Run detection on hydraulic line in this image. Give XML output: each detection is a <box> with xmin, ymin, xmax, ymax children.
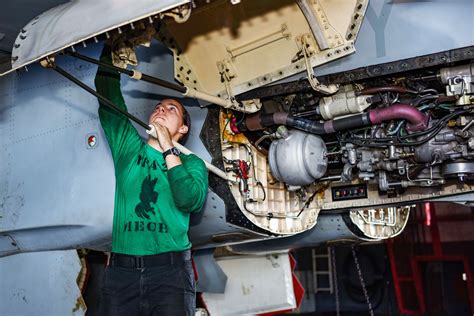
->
<box><xmin>347</xmin><ymin>109</ymin><xmax>469</xmax><ymax>147</ymax></box>
<box><xmin>236</xmin><ymin>103</ymin><xmax>429</xmax><ymax>135</ymax></box>
<box><xmin>236</xmin><ymin>111</ymin><xmax>370</xmax><ymax>134</ymax></box>
<box><xmin>368</xmin><ymin>104</ymin><xmax>429</xmax><ymax>131</ymax></box>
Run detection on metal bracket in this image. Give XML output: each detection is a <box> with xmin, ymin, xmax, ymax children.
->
<box><xmin>296</xmin><ymin>0</ymin><xmax>329</xmax><ymax>50</ymax></box>
<box><xmin>159</xmin><ymin>3</ymin><xmax>192</xmax><ymax>23</ymax></box>
<box><xmin>39</xmin><ymin>56</ymin><xmax>55</xmax><ymax>68</ymax></box>
<box><xmin>217</xmin><ymin>59</ymin><xmax>237</xmax><ymax>83</ymax></box>
<box><xmin>266</xmin><ymin>254</ymin><xmax>281</xmax><ymax>268</ymax></box>
<box><xmin>214</xmin><ymin>59</ymin><xmax>262</xmax><ymax>113</ymax></box>
<box><xmin>297</xmin><ymin>34</ymin><xmax>339</xmax><ymax>95</ymax></box>
<box><xmin>345</xmin><ymin>0</ymin><xmax>370</xmax><ymax>41</ymax></box>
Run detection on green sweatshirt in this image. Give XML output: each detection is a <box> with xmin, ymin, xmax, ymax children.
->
<box><xmin>94</xmin><ymin>46</ymin><xmax>208</xmax><ymax>256</ymax></box>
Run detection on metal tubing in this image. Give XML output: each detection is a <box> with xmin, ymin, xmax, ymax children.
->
<box><xmin>65</xmin><ymin>51</ymin><xmax>187</xmax><ymax>93</ymax></box>
<box><xmin>183</xmin><ymin>87</ymin><xmax>232</xmax><ymax>108</ymax></box>
<box><xmin>52</xmin><ymin>64</ymin><xmax>151</xmax><ymax>130</ymax></box>
<box><xmin>368</xmin><ymin>103</ymin><xmax>429</xmax><ymax>132</ymax></box>
<box><xmin>239</xmin><ymin>104</ymin><xmax>428</xmax><ymax>135</ymax></box>
<box><xmin>52</xmin><ymin>63</ymin><xmax>229</xmax><ymax>181</ymax></box>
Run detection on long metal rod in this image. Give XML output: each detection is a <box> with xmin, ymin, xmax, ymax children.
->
<box><xmin>52</xmin><ymin>63</ymin><xmax>151</xmax><ymax>130</ymax></box>
<box><xmin>65</xmin><ymin>51</ymin><xmax>187</xmax><ymax>93</ymax></box>
<box><xmin>51</xmin><ymin>63</ymin><xmax>230</xmax><ymax>181</ymax></box>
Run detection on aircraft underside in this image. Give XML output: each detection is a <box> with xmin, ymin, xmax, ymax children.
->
<box><xmin>0</xmin><ymin>0</ymin><xmax>472</xmax><ymax>254</ymax></box>
<box><xmin>0</xmin><ymin>0</ymin><xmax>473</xmax><ymax>314</ymax></box>
<box><xmin>209</xmin><ymin>57</ymin><xmax>474</xmax><ymax>240</ymax></box>
<box><xmin>155</xmin><ymin>0</ymin><xmax>474</xmax><ymax>240</ymax></box>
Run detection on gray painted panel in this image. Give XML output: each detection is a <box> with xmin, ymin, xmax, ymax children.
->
<box><xmin>0</xmin><ymin>40</ymin><xmax>236</xmax><ymax>255</ymax></box>
<box><xmin>0</xmin><ymin>250</ymin><xmax>84</xmax><ymax>315</ymax></box>
<box><xmin>278</xmin><ymin>0</ymin><xmax>474</xmax><ymax>83</ymax></box>
<box><xmin>6</xmin><ymin>0</ymin><xmax>189</xmax><ymax>75</ymax></box>
<box><xmin>229</xmin><ymin>214</ymin><xmax>358</xmax><ymax>253</ymax></box>
<box><xmin>194</xmin><ymin>248</ymin><xmax>228</xmax><ymax>293</ymax></box>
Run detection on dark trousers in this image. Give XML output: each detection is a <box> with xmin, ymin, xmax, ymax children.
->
<box><xmin>100</xmin><ymin>250</ymin><xmax>195</xmax><ymax>316</ymax></box>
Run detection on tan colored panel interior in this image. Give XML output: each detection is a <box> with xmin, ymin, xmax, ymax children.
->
<box><xmin>160</xmin><ymin>0</ymin><xmax>365</xmax><ymax>98</ymax></box>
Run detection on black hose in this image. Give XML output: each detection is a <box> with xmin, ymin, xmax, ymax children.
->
<box><xmin>237</xmin><ymin>111</ymin><xmax>371</xmax><ymax>135</ymax></box>
<box><xmin>332</xmin><ymin>113</ymin><xmax>370</xmax><ymax>132</ymax></box>
<box><xmin>286</xmin><ymin>116</ymin><xmax>325</xmax><ymax>134</ymax></box>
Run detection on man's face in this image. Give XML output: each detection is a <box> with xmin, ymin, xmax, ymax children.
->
<box><xmin>148</xmin><ymin>99</ymin><xmax>188</xmax><ymax>139</ymax></box>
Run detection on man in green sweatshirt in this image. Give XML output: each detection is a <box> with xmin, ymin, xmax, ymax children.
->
<box><xmin>95</xmin><ymin>44</ymin><xmax>208</xmax><ymax>315</ymax></box>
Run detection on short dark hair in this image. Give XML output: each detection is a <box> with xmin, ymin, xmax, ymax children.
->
<box><xmin>179</xmin><ymin>105</ymin><xmax>191</xmax><ymax>145</ymax></box>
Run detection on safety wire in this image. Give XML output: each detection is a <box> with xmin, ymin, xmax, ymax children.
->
<box><xmin>239</xmin><ymin>143</ymin><xmax>267</xmax><ymax>204</ymax></box>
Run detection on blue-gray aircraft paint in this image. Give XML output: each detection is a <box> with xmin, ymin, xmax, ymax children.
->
<box><xmin>0</xmin><ymin>41</ymin><xmax>245</xmax><ymax>256</ymax></box>
<box><xmin>280</xmin><ymin>0</ymin><xmax>474</xmax><ymax>82</ymax></box>
<box><xmin>365</xmin><ymin>0</ymin><xmax>393</xmax><ymax>58</ymax></box>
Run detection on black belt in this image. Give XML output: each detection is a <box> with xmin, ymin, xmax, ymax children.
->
<box><xmin>110</xmin><ymin>250</ymin><xmax>191</xmax><ymax>269</ymax></box>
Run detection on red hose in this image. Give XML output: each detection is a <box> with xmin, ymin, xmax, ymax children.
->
<box><xmin>369</xmin><ymin>104</ymin><xmax>429</xmax><ymax>132</ymax></box>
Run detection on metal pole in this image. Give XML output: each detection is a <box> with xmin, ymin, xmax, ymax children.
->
<box><xmin>52</xmin><ymin>63</ymin><xmax>151</xmax><ymax>130</ymax></box>
<box><xmin>65</xmin><ymin>51</ymin><xmax>235</xmax><ymax>109</ymax></box>
<box><xmin>50</xmin><ymin>62</ymin><xmax>230</xmax><ymax>181</ymax></box>
<box><xmin>65</xmin><ymin>51</ymin><xmax>187</xmax><ymax>93</ymax></box>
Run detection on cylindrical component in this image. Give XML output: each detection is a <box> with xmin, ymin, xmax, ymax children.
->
<box><xmin>439</xmin><ymin>63</ymin><xmax>474</xmax><ymax>84</ymax></box>
<box><xmin>347</xmin><ymin>144</ymin><xmax>357</xmax><ymax>165</ymax></box>
<box><xmin>329</xmin><ymin>113</ymin><xmax>370</xmax><ymax>133</ymax></box>
<box><xmin>238</xmin><ymin>111</ymin><xmax>370</xmax><ymax>135</ymax></box>
<box><xmin>286</xmin><ymin>116</ymin><xmax>326</xmax><ymax>134</ymax></box>
<box><xmin>319</xmin><ymin>85</ymin><xmax>372</xmax><ymax>120</ymax></box>
<box><xmin>238</xmin><ymin>104</ymin><xmax>427</xmax><ymax>134</ymax></box>
<box><xmin>184</xmin><ymin>87</ymin><xmax>232</xmax><ymax>108</ymax></box>
<box><xmin>368</xmin><ymin>104</ymin><xmax>429</xmax><ymax>132</ymax></box>
<box><xmin>388</xmin><ymin>145</ymin><xmax>397</xmax><ymax>160</ymax></box>
<box><xmin>434</xmin><ymin>131</ymin><xmax>457</xmax><ymax>142</ymax></box>
<box><xmin>442</xmin><ymin>162</ymin><xmax>474</xmax><ymax>178</ymax></box>
<box><xmin>318</xmin><ymin>90</ymin><xmax>372</xmax><ymax>119</ymax></box>
<box><xmin>238</xmin><ymin>112</ymin><xmax>289</xmax><ymax>131</ymax></box>
<box><xmin>268</xmin><ymin>130</ymin><xmax>328</xmax><ymax>186</ymax></box>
